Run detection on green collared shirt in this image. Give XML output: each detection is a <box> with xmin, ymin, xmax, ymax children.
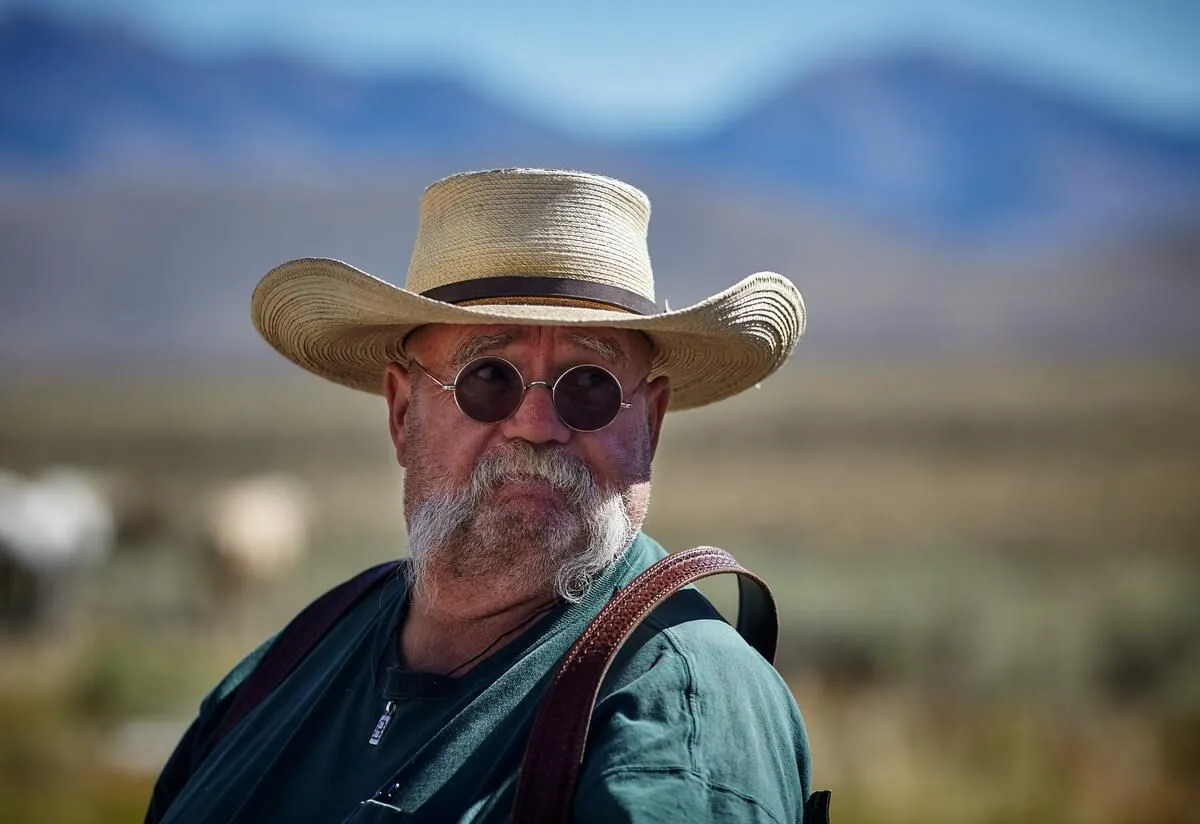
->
<box><xmin>148</xmin><ymin>533</ymin><xmax>812</xmax><ymax>823</ymax></box>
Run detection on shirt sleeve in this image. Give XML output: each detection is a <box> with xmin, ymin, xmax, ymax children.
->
<box><xmin>577</xmin><ymin>766</ymin><xmax>794</xmax><ymax>823</ymax></box>
<box><xmin>571</xmin><ymin>589</ymin><xmax>811</xmax><ymax>824</ymax></box>
<box><xmin>143</xmin><ymin>633</ymin><xmax>277</xmax><ymax>824</ymax></box>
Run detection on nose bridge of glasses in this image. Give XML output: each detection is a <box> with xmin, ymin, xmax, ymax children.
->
<box><xmin>515</xmin><ymin>378</ymin><xmax>558</xmax><ymax>420</ymax></box>
<box><xmin>501</xmin><ymin>374</ymin><xmax>569</xmax><ymax>441</ymax></box>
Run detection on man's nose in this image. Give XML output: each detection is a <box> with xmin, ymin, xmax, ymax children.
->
<box><xmin>499</xmin><ymin>382</ymin><xmax>570</xmax><ymax>444</ymax></box>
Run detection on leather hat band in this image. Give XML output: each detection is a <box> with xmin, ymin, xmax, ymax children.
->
<box><xmin>421</xmin><ymin>276</ymin><xmax>657</xmax><ymax>316</ymax></box>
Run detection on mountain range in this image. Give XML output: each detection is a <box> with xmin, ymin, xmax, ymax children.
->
<box><xmin>0</xmin><ymin>8</ymin><xmax>1197</xmax><ymax>369</ymax></box>
<box><xmin>3</xmin><ymin>9</ymin><xmax>1200</xmax><ymax>246</ymax></box>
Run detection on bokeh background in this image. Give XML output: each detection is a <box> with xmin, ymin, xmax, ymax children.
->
<box><xmin>1</xmin><ymin>1</ymin><xmax>1198</xmax><ymax>822</ymax></box>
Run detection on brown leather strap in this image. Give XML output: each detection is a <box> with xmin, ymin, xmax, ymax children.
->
<box><xmin>512</xmin><ymin>546</ymin><xmax>778</xmax><ymax>823</ymax></box>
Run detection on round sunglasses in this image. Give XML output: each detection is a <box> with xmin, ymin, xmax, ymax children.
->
<box><xmin>411</xmin><ymin>356</ymin><xmax>637</xmax><ymax>432</ymax></box>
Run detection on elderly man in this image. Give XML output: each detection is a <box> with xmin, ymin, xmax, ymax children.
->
<box><xmin>146</xmin><ymin>169</ymin><xmax>820</xmax><ymax>822</ymax></box>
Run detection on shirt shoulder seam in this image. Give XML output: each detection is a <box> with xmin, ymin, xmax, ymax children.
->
<box><xmin>639</xmin><ymin>609</ymin><xmax>704</xmax><ymax>763</ymax></box>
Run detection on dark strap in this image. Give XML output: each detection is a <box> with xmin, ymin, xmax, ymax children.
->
<box><xmin>512</xmin><ymin>546</ymin><xmax>779</xmax><ymax>823</ymax></box>
<box><xmin>205</xmin><ymin>559</ymin><xmax>403</xmax><ymax>755</ymax></box>
<box><xmin>805</xmin><ymin>790</ymin><xmax>833</xmax><ymax>823</ymax></box>
<box><xmin>421</xmin><ymin>275</ymin><xmax>657</xmax><ymax>315</ymax></box>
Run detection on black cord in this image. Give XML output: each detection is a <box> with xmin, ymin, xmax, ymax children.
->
<box><xmin>442</xmin><ymin>600</ymin><xmax>560</xmax><ymax>678</ymax></box>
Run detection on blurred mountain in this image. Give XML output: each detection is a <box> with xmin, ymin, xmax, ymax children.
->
<box><xmin>0</xmin><ymin>9</ymin><xmax>1197</xmax><ymax>369</ymax></box>
<box><xmin>3</xmin><ymin>9</ymin><xmax>1199</xmax><ymax>247</ymax></box>
<box><xmin>0</xmin><ymin>9</ymin><xmax>576</xmax><ymax>173</ymax></box>
<box><xmin>648</xmin><ymin>50</ymin><xmax>1200</xmax><ymax>245</ymax></box>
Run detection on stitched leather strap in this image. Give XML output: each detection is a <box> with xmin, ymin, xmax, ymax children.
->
<box><xmin>512</xmin><ymin>546</ymin><xmax>778</xmax><ymax>823</ymax></box>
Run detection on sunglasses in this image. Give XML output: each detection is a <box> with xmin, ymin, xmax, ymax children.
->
<box><xmin>411</xmin><ymin>356</ymin><xmax>637</xmax><ymax>432</ymax></box>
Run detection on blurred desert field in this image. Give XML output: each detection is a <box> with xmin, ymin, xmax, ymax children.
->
<box><xmin>1</xmin><ymin>357</ymin><xmax>1197</xmax><ymax>823</ymax></box>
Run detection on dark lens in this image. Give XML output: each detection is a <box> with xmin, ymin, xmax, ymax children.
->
<box><xmin>554</xmin><ymin>365</ymin><xmax>623</xmax><ymax>431</ymax></box>
<box><xmin>455</xmin><ymin>358</ymin><xmax>523</xmax><ymax>423</ymax></box>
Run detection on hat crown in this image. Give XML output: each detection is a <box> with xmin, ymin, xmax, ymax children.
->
<box><xmin>406</xmin><ymin>169</ymin><xmax>655</xmax><ymax>308</ymax></box>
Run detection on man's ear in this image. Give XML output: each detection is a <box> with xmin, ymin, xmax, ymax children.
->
<box><xmin>383</xmin><ymin>362</ymin><xmax>413</xmax><ymax>466</ymax></box>
<box><xmin>644</xmin><ymin>375</ymin><xmax>671</xmax><ymax>458</ymax></box>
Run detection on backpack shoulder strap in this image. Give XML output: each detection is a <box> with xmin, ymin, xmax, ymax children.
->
<box><xmin>512</xmin><ymin>546</ymin><xmax>779</xmax><ymax>823</ymax></box>
<box><xmin>203</xmin><ymin>559</ymin><xmax>403</xmax><ymax>757</ymax></box>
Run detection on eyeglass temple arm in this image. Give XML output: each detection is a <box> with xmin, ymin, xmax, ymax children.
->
<box><xmin>411</xmin><ymin>360</ymin><xmax>457</xmax><ymax>392</ymax></box>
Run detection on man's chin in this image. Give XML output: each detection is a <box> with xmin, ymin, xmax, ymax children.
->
<box><xmin>471</xmin><ymin>497</ymin><xmax>580</xmax><ymax>548</ymax></box>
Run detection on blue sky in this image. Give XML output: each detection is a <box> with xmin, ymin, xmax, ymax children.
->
<box><xmin>7</xmin><ymin>0</ymin><xmax>1199</xmax><ymax>136</ymax></box>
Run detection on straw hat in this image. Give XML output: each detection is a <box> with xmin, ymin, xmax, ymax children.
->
<box><xmin>251</xmin><ymin>168</ymin><xmax>805</xmax><ymax>411</ymax></box>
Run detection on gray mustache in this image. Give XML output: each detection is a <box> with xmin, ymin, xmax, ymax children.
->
<box><xmin>468</xmin><ymin>443</ymin><xmax>599</xmax><ymax>504</ymax></box>
<box><xmin>405</xmin><ymin>440</ymin><xmax>633</xmax><ymax>603</ymax></box>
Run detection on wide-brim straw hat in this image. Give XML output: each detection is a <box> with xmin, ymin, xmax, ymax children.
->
<box><xmin>252</xmin><ymin>168</ymin><xmax>805</xmax><ymax>411</ymax></box>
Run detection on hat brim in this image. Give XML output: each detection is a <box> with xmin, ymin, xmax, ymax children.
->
<box><xmin>251</xmin><ymin>258</ymin><xmax>805</xmax><ymax>411</ymax></box>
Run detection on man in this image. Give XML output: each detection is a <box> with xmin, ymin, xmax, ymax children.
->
<box><xmin>147</xmin><ymin>168</ymin><xmax>813</xmax><ymax>822</ymax></box>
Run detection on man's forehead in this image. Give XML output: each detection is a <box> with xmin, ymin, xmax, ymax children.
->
<box><xmin>407</xmin><ymin>324</ymin><xmax>647</xmax><ymax>366</ymax></box>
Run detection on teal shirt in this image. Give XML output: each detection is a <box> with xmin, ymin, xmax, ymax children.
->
<box><xmin>148</xmin><ymin>534</ymin><xmax>812</xmax><ymax>823</ymax></box>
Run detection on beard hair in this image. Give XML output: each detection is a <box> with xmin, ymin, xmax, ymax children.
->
<box><xmin>405</xmin><ymin>441</ymin><xmax>636</xmax><ymax>603</ymax></box>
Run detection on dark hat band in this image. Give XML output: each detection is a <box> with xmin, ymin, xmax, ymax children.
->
<box><xmin>420</xmin><ymin>276</ymin><xmax>656</xmax><ymax>316</ymax></box>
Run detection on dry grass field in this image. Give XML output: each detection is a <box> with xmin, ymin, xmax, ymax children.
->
<box><xmin>1</xmin><ymin>358</ymin><xmax>1198</xmax><ymax>823</ymax></box>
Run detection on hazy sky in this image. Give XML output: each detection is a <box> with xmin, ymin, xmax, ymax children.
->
<box><xmin>8</xmin><ymin>0</ymin><xmax>1199</xmax><ymax>136</ymax></box>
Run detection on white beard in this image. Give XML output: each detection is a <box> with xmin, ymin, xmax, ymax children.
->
<box><xmin>405</xmin><ymin>441</ymin><xmax>635</xmax><ymax>603</ymax></box>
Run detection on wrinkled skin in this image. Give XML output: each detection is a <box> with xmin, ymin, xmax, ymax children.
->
<box><xmin>382</xmin><ymin>323</ymin><xmax>670</xmax><ymax>674</ymax></box>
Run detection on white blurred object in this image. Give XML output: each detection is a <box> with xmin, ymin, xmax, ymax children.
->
<box><xmin>203</xmin><ymin>473</ymin><xmax>312</xmax><ymax>598</ymax></box>
<box><xmin>0</xmin><ymin>466</ymin><xmax>115</xmax><ymax>569</ymax></box>
<box><xmin>0</xmin><ymin>466</ymin><xmax>116</xmax><ymax>630</ymax></box>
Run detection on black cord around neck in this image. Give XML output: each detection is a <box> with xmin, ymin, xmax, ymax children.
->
<box><xmin>396</xmin><ymin>598</ymin><xmax>560</xmax><ymax>679</ymax></box>
<box><xmin>442</xmin><ymin>600</ymin><xmax>559</xmax><ymax>677</ymax></box>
